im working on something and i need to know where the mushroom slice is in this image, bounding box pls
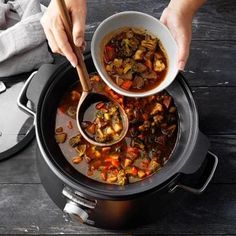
[55,133,67,143]
[69,134,82,147]
[75,144,87,157]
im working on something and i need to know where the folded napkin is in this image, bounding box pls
[0,0,53,77]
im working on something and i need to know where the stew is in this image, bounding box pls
[55,74,178,185]
[103,27,168,92]
[81,100,124,143]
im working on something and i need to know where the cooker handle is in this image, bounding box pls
[169,151,218,194]
[17,71,37,117]
[180,131,210,174]
[26,64,61,109]
[18,64,61,116]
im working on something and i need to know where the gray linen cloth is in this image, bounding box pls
[0,0,53,77]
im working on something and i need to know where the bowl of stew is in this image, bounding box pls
[91,11,178,97]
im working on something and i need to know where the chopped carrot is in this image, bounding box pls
[104,86,121,100]
[112,160,120,168]
[145,59,152,69]
[67,121,73,129]
[96,102,105,110]
[72,156,82,164]
[86,123,96,135]
[121,80,132,90]
[104,45,116,63]
[100,171,107,181]
[105,158,120,168]
[131,166,138,176]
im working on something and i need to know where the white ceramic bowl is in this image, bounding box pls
[91,11,178,97]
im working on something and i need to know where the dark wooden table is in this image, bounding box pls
[1,0,236,234]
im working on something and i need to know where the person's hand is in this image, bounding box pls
[160,6,193,71]
[41,0,86,67]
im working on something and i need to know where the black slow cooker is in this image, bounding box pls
[18,53,218,229]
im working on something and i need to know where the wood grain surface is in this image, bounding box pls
[1,0,236,234]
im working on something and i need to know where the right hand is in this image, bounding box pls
[160,0,206,71]
[41,0,87,67]
[160,6,193,71]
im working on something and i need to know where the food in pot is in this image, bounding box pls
[103,27,168,92]
[55,74,178,185]
[82,101,124,143]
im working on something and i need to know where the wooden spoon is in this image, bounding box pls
[56,0,129,146]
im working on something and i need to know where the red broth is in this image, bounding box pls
[103,27,168,92]
[55,74,178,185]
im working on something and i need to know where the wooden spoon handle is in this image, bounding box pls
[56,0,90,92]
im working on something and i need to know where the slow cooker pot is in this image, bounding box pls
[18,53,218,229]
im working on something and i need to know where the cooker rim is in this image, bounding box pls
[33,57,206,200]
